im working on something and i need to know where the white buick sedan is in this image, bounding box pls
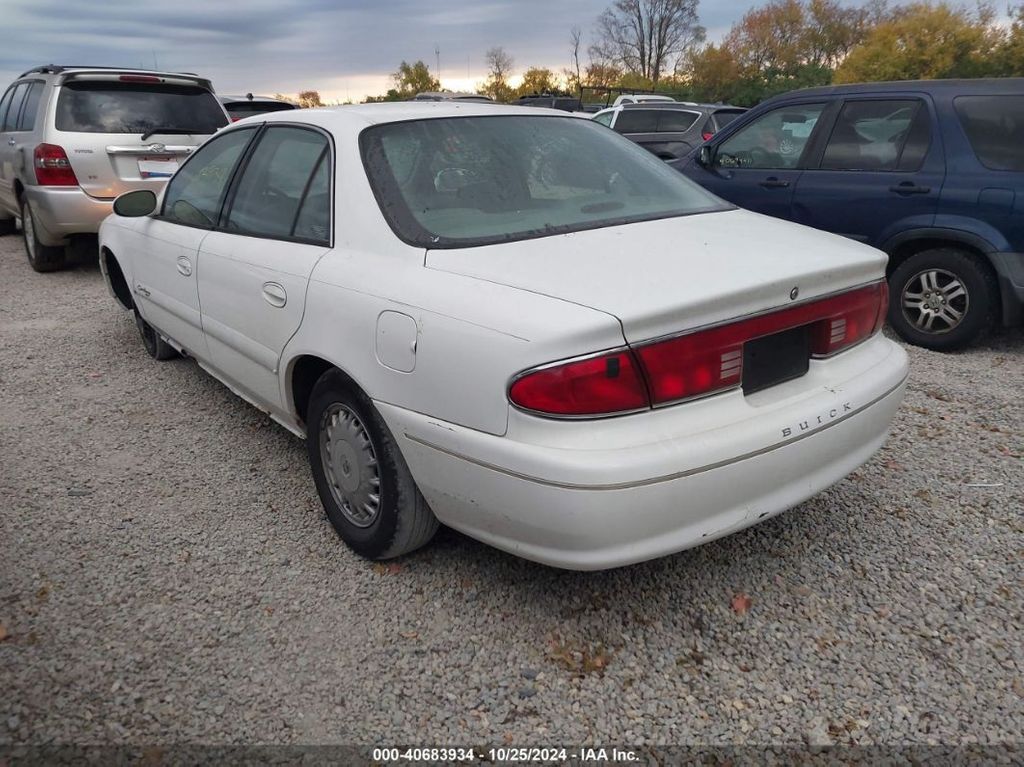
[99,103,909,570]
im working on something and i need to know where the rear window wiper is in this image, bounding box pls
[139,127,204,141]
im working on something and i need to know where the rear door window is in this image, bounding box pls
[954,95,1024,172]
[656,110,699,132]
[0,88,15,131]
[820,100,927,171]
[17,82,43,131]
[56,82,228,134]
[224,126,330,242]
[614,109,659,133]
[2,83,28,132]
[712,110,744,130]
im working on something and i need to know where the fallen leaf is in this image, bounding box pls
[372,562,403,575]
[503,733,514,745]
[400,630,419,639]
[0,623,8,641]
[731,593,753,615]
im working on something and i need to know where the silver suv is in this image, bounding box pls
[0,65,229,272]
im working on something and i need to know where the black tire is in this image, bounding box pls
[888,248,998,351]
[134,309,178,360]
[0,217,16,235]
[21,200,66,273]
[307,369,438,560]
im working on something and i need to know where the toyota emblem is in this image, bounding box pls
[148,143,166,153]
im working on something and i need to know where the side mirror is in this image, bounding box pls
[697,145,713,168]
[113,189,157,217]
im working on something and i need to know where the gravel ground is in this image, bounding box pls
[0,232,1021,749]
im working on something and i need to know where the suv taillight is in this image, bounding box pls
[34,144,79,186]
[509,281,888,417]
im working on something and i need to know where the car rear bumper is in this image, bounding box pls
[23,186,113,245]
[377,335,909,570]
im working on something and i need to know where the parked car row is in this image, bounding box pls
[0,63,1017,570]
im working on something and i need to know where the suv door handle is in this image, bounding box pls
[890,182,931,195]
[759,177,790,189]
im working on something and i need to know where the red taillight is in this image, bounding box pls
[509,349,649,416]
[119,75,162,83]
[509,281,888,417]
[34,144,79,186]
[701,131,714,141]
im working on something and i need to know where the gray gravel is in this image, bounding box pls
[0,232,1021,747]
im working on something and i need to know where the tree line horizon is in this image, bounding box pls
[279,0,1024,109]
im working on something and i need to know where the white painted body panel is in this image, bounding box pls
[98,103,910,569]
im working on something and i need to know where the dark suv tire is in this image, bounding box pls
[888,248,998,351]
[21,200,66,273]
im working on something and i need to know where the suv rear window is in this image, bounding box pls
[954,95,1024,172]
[56,81,228,134]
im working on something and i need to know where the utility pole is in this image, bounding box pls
[435,44,440,86]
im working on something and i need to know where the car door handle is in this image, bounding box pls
[6,138,14,146]
[176,256,192,276]
[759,177,790,189]
[262,282,287,308]
[890,182,931,195]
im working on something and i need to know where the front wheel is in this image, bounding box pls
[307,370,438,560]
[134,309,178,360]
[21,200,66,273]
[888,248,998,351]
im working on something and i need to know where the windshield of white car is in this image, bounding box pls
[56,82,228,134]
[360,115,729,248]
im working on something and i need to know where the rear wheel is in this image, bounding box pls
[888,248,998,351]
[307,370,438,560]
[134,309,178,360]
[21,200,66,273]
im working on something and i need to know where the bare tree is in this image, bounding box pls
[595,0,705,84]
[482,46,515,101]
[569,26,583,92]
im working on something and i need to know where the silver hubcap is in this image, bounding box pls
[319,404,381,528]
[901,268,968,334]
[23,207,36,261]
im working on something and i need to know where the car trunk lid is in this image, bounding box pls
[425,208,887,343]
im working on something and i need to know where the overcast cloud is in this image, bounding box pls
[0,0,896,102]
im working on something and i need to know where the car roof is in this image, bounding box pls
[761,77,1024,105]
[220,95,292,105]
[620,102,743,111]
[244,101,572,129]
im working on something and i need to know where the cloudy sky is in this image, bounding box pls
[1,0,883,102]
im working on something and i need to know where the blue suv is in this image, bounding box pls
[676,78,1024,350]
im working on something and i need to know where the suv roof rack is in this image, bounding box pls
[18,64,198,78]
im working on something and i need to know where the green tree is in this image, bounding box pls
[516,67,561,97]
[834,2,1001,83]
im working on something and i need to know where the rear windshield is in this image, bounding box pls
[56,82,228,134]
[954,95,1024,172]
[714,110,744,129]
[225,102,296,118]
[360,115,727,249]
